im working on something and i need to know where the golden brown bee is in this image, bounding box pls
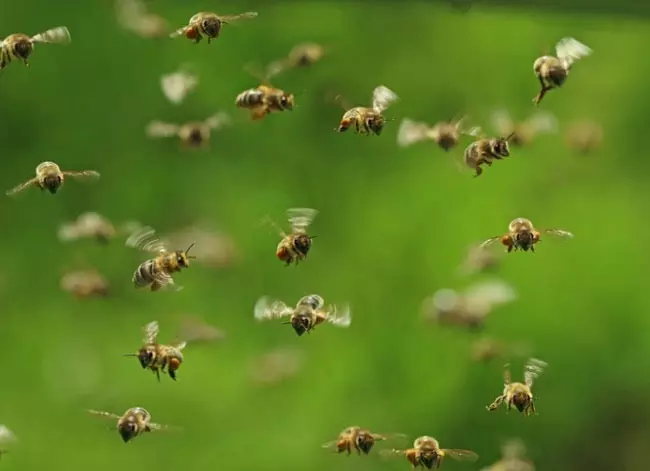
[463,131,514,177]
[235,64,295,121]
[397,117,479,151]
[250,347,302,386]
[115,0,169,39]
[491,109,557,147]
[6,161,100,196]
[123,320,187,381]
[125,225,196,292]
[479,218,574,253]
[0,26,70,71]
[322,426,402,456]
[565,120,603,154]
[487,358,547,416]
[0,425,16,458]
[458,245,500,276]
[170,11,258,44]
[335,85,399,136]
[266,43,327,77]
[480,439,535,471]
[532,37,592,106]
[87,407,172,443]
[58,212,141,244]
[263,207,318,266]
[146,112,231,149]
[254,294,351,336]
[160,65,198,105]
[381,436,478,469]
[60,269,110,299]
[165,225,238,269]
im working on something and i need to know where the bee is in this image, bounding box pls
[487,358,548,415]
[60,269,110,299]
[263,207,318,266]
[125,225,196,292]
[335,85,399,136]
[397,117,480,151]
[235,64,295,121]
[266,43,327,77]
[491,109,557,147]
[0,26,71,71]
[160,65,198,105]
[322,426,402,456]
[123,320,187,381]
[6,161,100,196]
[471,338,530,364]
[115,0,169,39]
[532,37,592,106]
[480,439,535,471]
[146,112,231,149]
[250,347,303,386]
[458,245,500,276]
[0,425,16,459]
[170,11,258,44]
[254,294,351,336]
[381,436,478,469]
[58,212,141,244]
[463,132,514,177]
[479,218,574,253]
[87,407,171,443]
[565,120,603,154]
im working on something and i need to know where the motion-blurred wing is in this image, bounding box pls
[555,37,592,69]
[325,303,351,328]
[491,109,514,137]
[161,67,198,105]
[525,111,558,135]
[31,26,71,44]
[524,357,547,387]
[379,448,408,460]
[442,449,479,462]
[396,118,430,148]
[63,170,101,181]
[57,221,81,242]
[148,421,179,432]
[204,111,232,130]
[143,320,160,344]
[219,11,259,24]
[286,207,318,234]
[371,85,398,114]
[6,178,38,196]
[542,228,574,240]
[178,316,226,343]
[86,409,120,420]
[431,288,461,316]
[254,296,294,321]
[479,236,503,250]
[463,280,517,309]
[126,226,169,253]
[146,121,180,138]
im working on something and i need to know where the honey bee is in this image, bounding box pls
[480,439,535,471]
[565,120,603,154]
[58,212,141,244]
[335,85,399,136]
[0,425,16,458]
[87,407,171,443]
[170,11,258,44]
[487,358,548,415]
[322,426,403,456]
[60,269,110,299]
[458,245,500,276]
[6,161,100,196]
[532,37,592,106]
[479,218,574,253]
[463,132,514,177]
[381,436,478,469]
[146,112,231,148]
[263,207,318,266]
[160,65,198,105]
[0,26,71,71]
[250,347,303,386]
[491,109,557,147]
[123,320,187,381]
[115,0,169,39]
[235,64,295,121]
[125,225,196,292]
[254,294,351,336]
[397,117,480,151]
[266,43,327,77]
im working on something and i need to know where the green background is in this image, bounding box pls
[1,1,650,470]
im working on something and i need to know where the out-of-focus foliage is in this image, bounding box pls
[1,1,650,471]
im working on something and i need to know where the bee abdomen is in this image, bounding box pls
[236,89,265,109]
[133,260,156,287]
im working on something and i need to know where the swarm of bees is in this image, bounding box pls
[335,85,399,136]
[487,358,548,416]
[87,407,171,443]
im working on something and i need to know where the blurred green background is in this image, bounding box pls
[2,1,650,470]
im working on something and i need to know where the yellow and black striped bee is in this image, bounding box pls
[170,11,258,44]
[397,117,479,151]
[565,120,603,154]
[335,85,399,136]
[254,294,351,336]
[322,426,403,456]
[381,436,478,469]
[481,439,536,471]
[0,425,16,458]
[0,26,70,71]
[235,64,294,121]
[263,208,318,266]
[6,161,100,196]
[479,218,574,253]
[146,112,231,149]
[87,407,172,443]
[266,42,327,77]
[124,320,187,381]
[126,226,196,292]
[463,131,514,177]
[487,358,547,416]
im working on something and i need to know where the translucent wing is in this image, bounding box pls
[62,170,101,180]
[143,320,160,344]
[152,272,180,292]
[160,67,198,105]
[321,439,340,450]
[325,303,351,328]
[178,316,226,343]
[524,357,547,387]
[254,296,294,321]
[296,294,324,310]
[31,26,71,44]
[57,221,80,242]
[396,118,431,148]
[491,108,514,136]
[379,448,408,459]
[0,426,16,444]
[286,207,318,234]
[86,409,121,420]
[219,11,259,24]
[204,111,232,130]
[442,449,479,462]
[371,85,398,114]
[463,280,517,311]
[555,37,592,69]
[479,236,503,250]
[431,289,461,315]
[147,421,177,431]
[173,341,187,351]
[541,228,574,239]
[525,111,558,135]
[6,178,38,196]
[146,121,180,138]
[126,226,169,253]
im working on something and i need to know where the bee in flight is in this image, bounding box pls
[0,425,16,459]
[480,439,535,471]
[146,112,231,149]
[160,64,198,105]
[115,0,169,39]
[60,269,110,299]
[250,347,303,386]
[124,320,187,381]
[6,161,100,196]
[0,26,70,71]
[490,108,557,147]
[565,120,603,154]
[125,225,196,292]
[463,131,514,177]
[58,212,141,244]
[170,11,258,44]
[487,358,548,416]
[457,245,500,276]
[532,37,592,106]
[381,436,478,469]
[322,426,403,456]
[254,294,351,336]
[235,63,295,121]
[471,338,530,364]
[479,218,574,253]
[335,85,399,136]
[266,42,327,77]
[397,117,480,151]
[263,207,318,266]
[87,407,172,443]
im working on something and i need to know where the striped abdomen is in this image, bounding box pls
[337,107,364,132]
[133,259,159,287]
[236,89,265,110]
[463,142,480,167]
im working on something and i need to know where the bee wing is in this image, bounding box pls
[86,409,121,420]
[286,207,318,234]
[62,170,101,181]
[254,297,294,321]
[179,317,226,343]
[153,272,182,292]
[541,228,574,240]
[147,421,179,432]
[143,320,160,344]
[463,280,517,309]
[442,449,479,462]
[379,448,408,460]
[160,69,198,105]
[169,26,188,39]
[396,118,431,148]
[321,440,340,450]
[491,109,514,136]
[57,221,81,242]
[204,111,232,130]
[30,26,71,44]
[219,11,259,24]
[461,126,483,137]
[525,111,558,135]
[146,120,180,138]
[6,178,38,196]
[430,288,461,317]
[325,304,351,328]
[524,357,547,387]
[555,37,592,69]
[172,341,187,351]
[371,85,399,114]
[479,236,503,250]
[0,426,16,445]
[126,226,169,253]
[266,58,290,80]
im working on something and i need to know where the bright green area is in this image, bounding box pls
[1,2,649,471]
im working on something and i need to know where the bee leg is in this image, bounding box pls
[23,59,29,67]
[169,368,177,381]
[473,166,483,178]
[533,87,549,106]
[486,395,504,411]
[153,368,161,382]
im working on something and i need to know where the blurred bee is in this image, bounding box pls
[58,212,141,244]
[87,407,171,443]
[480,439,535,471]
[532,37,592,106]
[463,131,514,177]
[458,245,500,276]
[0,26,71,71]
[125,226,196,292]
[115,0,169,39]
[335,85,399,136]
[487,358,548,416]
[6,161,100,196]
[146,112,231,149]
[397,117,480,151]
[263,207,318,266]
[177,315,226,343]
[165,225,238,269]
[381,436,478,469]
[422,280,517,330]
[235,64,295,121]
[0,425,16,458]
[254,294,351,336]
[170,11,258,44]
[123,320,187,381]
[60,269,110,299]
[250,347,303,386]
[565,120,603,154]
[479,218,574,253]
[322,426,402,456]
[160,65,198,105]
[491,109,557,147]
[471,338,531,363]
[266,43,327,77]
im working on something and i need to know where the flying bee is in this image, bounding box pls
[235,64,295,121]
[60,269,110,299]
[87,407,172,443]
[397,117,480,151]
[263,207,318,266]
[458,245,500,276]
[160,65,198,105]
[146,112,231,149]
[487,358,548,416]
[254,294,351,336]
[381,436,478,469]
[266,42,327,77]
[322,426,404,456]
[250,347,303,386]
[479,218,574,253]
[463,131,514,177]
[0,425,16,459]
[480,439,535,471]
[124,320,187,381]
[6,161,100,196]
[170,11,258,44]
[491,109,558,147]
[58,212,142,244]
[115,0,169,39]
[565,120,603,154]
[125,225,196,292]
[532,37,592,106]
[335,85,399,136]
[0,26,71,71]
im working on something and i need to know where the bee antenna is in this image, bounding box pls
[185,242,196,255]
[310,234,319,239]
[281,321,292,325]
[505,132,516,141]
[123,353,138,357]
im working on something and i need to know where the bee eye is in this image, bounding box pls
[202,20,210,29]
[177,255,184,265]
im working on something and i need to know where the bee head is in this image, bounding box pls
[136,348,155,369]
[118,421,138,443]
[367,115,386,135]
[419,450,438,469]
[43,175,62,194]
[356,432,376,455]
[188,128,204,147]
[492,137,511,157]
[292,234,312,256]
[13,38,33,60]
[201,17,222,38]
[512,391,532,411]
[515,231,534,251]
[288,313,312,336]
[176,243,197,268]
[436,133,458,151]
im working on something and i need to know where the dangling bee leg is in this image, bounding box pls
[168,368,177,381]
[473,166,483,178]
[23,59,29,67]
[486,395,504,411]
[528,400,537,416]
[153,367,161,382]
[533,87,550,106]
